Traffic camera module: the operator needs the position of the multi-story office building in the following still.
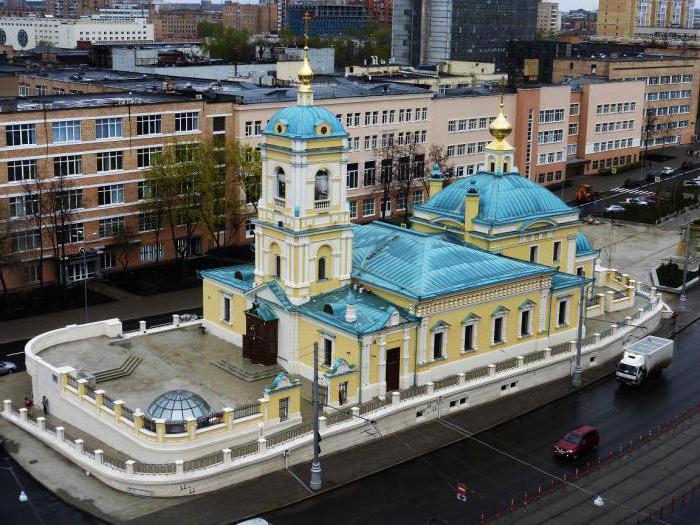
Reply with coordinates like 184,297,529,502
391,0,538,66
597,0,696,38
222,2,277,34
0,16,154,50
537,1,562,34
553,54,700,149
45,0,108,18
0,65,655,290
151,10,207,42
284,0,367,37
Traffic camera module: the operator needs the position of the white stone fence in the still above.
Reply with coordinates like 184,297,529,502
2,289,664,497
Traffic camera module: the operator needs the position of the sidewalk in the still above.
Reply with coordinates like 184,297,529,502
0,286,201,343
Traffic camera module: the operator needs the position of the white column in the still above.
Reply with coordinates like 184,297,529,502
566,237,576,274
401,327,411,388
418,317,429,365
125,460,135,475
539,290,549,333
378,335,387,397
222,448,232,462
361,335,371,398
94,449,104,464
175,460,184,475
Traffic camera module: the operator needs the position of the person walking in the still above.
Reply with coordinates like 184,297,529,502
41,395,49,415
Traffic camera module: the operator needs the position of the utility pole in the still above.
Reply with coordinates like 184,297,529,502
572,270,586,387
678,221,691,312
310,341,322,490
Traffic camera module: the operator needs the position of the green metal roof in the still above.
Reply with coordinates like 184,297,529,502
298,285,418,335
576,232,598,257
415,172,576,226
352,222,554,301
198,265,255,292
551,272,588,290
263,105,346,140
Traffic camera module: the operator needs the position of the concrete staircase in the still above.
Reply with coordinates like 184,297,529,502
212,359,282,383
94,355,143,383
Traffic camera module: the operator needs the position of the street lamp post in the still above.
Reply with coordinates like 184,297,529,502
678,221,691,312
310,341,322,490
79,247,88,324
572,270,587,387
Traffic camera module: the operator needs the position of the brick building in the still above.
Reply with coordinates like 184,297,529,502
222,2,277,34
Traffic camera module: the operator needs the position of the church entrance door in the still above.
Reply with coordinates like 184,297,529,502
386,348,400,392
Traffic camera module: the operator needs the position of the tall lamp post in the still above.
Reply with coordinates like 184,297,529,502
678,221,691,312
572,270,587,387
79,247,88,323
310,341,322,490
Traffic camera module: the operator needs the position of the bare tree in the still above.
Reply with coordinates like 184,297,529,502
372,141,402,221
114,225,135,271
0,207,18,298
42,174,77,286
22,172,49,289
395,141,426,222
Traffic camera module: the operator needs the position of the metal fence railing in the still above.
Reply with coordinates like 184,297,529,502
142,417,156,433
133,462,176,475
67,375,78,389
85,385,95,399
183,451,224,472
145,316,175,330
102,454,126,471
121,406,134,422
434,375,460,391
359,397,390,415
581,335,598,347
599,327,614,339
102,395,115,411
196,411,224,429
399,384,427,401
266,422,314,449
524,349,547,365
325,409,353,426
463,366,490,382
551,342,573,356
165,421,186,434
495,357,518,373
231,440,259,459
233,401,260,420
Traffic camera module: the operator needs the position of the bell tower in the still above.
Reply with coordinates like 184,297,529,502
484,78,515,175
253,30,353,305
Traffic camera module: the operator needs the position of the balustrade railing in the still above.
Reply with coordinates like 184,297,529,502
325,409,353,426
495,357,518,373
463,366,490,382
133,462,176,475
359,397,390,415
266,422,314,448
550,342,573,356
121,406,134,423
233,401,260,420
523,350,547,365
434,375,460,391
399,384,427,401
184,451,224,472
231,440,259,459
197,411,224,429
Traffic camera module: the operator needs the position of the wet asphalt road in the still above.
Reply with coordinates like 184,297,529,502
264,322,700,525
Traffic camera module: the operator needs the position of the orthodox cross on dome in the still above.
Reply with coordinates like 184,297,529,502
297,10,314,105
488,76,513,146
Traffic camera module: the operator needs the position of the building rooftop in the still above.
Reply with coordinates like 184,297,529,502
0,92,193,113
563,53,696,62
8,67,431,105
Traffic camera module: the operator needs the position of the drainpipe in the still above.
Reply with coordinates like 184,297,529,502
413,320,419,387
546,286,553,338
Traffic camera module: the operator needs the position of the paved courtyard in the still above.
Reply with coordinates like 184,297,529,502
40,327,280,414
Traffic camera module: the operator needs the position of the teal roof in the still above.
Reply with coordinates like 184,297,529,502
576,232,598,256
298,285,418,335
551,272,588,291
198,265,255,292
352,222,554,301
416,172,576,226
247,302,278,322
263,105,346,140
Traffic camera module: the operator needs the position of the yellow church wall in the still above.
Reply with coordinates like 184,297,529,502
367,330,415,387
417,284,548,371
549,287,582,337
295,318,361,373
265,385,302,421
324,372,360,405
202,280,247,336
305,138,345,151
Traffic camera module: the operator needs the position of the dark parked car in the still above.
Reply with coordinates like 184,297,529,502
646,171,662,182
553,425,600,459
623,178,644,189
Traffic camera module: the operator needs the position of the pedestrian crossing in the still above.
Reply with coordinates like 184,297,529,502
610,187,655,196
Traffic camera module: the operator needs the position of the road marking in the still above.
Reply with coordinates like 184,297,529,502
5,352,25,357
610,187,654,196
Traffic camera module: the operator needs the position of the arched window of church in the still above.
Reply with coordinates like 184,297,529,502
318,257,327,281
276,168,286,199
274,255,281,278
488,156,496,173
314,170,329,202
503,158,510,172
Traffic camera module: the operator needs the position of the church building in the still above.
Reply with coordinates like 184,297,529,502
200,47,598,410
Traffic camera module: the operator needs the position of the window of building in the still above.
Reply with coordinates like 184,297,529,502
568,123,579,136
349,200,357,219
539,109,565,123
492,315,505,344
529,245,538,263
432,331,444,360
98,184,124,206
175,112,199,132
98,216,125,238
6,123,36,146
274,255,281,278
463,322,476,352
279,396,290,420
552,241,562,262
346,163,358,189
397,192,407,211
58,223,84,244
11,229,41,252
136,114,161,136
9,194,39,218
314,170,329,202
24,264,41,284
140,243,163,262
101,252,115,270
137,146,162,168
221,294,231,323
363,199,375,217
52,120,81,143
212,116,226,132
8,159,37,182
323,337,333,366
96,151,123,172
570,103,580,116
557,298,569,326
276,168,286,200
519,305,533,337
338,382,348,406
53,155,82,177
318,257,327,281
55,189,83,211
245,219,255,239
363,161,376,186
413,190,423,206
95,117,123,139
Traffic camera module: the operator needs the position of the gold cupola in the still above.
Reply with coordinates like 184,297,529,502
297,13,314,106
486,77,514,152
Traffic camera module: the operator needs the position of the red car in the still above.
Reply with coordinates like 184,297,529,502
553,425,600,459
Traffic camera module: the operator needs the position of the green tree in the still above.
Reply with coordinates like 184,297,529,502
203,27,254,63
197,21,220,38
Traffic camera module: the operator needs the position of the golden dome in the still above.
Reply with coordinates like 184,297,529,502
489,106,512,141
298,46,314,90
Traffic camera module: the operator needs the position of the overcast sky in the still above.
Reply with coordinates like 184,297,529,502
559,0,597,10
